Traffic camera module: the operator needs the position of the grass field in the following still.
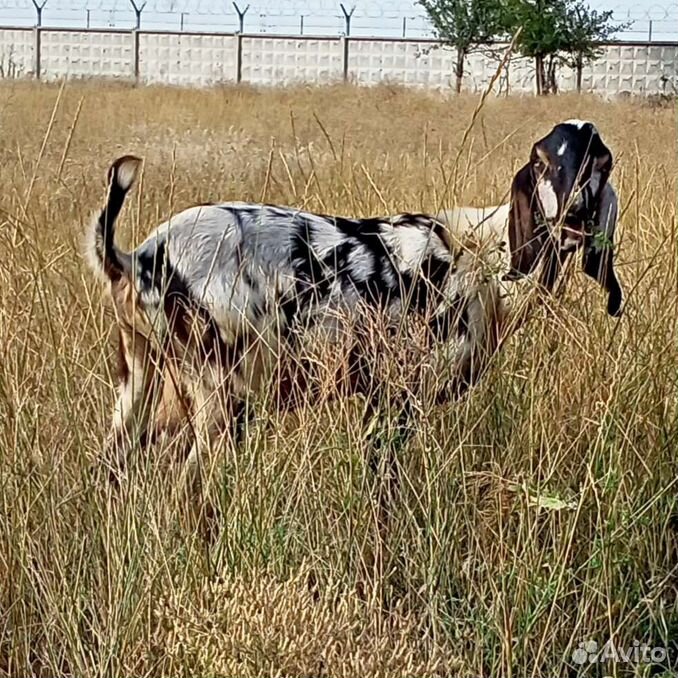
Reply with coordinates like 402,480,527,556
0,80,676,677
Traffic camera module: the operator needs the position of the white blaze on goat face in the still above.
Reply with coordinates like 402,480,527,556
557,141,568,156
536,178,559,219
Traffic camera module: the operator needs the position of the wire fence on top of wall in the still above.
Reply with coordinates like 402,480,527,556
0,0,677,41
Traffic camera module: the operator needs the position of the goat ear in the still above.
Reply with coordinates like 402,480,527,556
591,134,613,183
583,182,623,317
506,163,542,278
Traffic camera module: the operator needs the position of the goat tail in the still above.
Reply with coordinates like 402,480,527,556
87,155,142,282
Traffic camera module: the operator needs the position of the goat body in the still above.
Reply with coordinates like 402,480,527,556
89,158,506,479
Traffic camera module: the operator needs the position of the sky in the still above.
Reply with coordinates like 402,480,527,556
0,0,676,41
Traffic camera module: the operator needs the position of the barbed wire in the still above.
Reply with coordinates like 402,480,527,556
1,0,675,16
0,0,676,40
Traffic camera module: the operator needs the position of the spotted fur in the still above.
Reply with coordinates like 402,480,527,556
88,159,505,485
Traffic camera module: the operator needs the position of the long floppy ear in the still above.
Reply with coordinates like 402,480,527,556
505,163,545,279
589,131,613,192
583,181,623,317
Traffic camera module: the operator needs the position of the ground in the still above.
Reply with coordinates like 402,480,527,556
0,80,676,677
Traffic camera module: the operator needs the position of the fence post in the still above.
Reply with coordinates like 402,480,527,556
234,31,243,83
132,29,140,82
129,0,146,29
648,20,653,42
31,0,46,27
339,3,355,36
33,26,41,79
233,2,249,33
340,35,349,81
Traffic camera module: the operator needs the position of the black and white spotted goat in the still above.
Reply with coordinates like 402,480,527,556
87,119,622,481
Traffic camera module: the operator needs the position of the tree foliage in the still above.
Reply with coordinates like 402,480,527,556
561,1,624,89
501,0,569,94
418,0,505,92
562,1,619,64
420,0,623,94
502,0,623,93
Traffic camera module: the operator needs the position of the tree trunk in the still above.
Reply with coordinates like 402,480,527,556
503,57,511,96
547,55,558,94
576,54,583,92
535,55,544,95
455,45,465,94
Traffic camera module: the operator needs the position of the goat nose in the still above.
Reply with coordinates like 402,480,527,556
561,225,584,251
561,237,580,252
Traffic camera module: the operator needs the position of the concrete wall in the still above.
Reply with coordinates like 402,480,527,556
241,36,344,85
138,31,238,85
39,29,134,79
1,25,676,96
0,26,33,77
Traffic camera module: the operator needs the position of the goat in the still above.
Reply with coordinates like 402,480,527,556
86,119,621,484
439,119,622,317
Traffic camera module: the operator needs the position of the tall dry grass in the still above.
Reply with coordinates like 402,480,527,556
0,80,676,677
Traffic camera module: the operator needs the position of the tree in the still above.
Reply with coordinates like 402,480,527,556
561,1,622,91
501,0,623,95
418,0,505,93
501,0,568,95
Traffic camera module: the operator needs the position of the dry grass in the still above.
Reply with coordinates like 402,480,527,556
0,80,676,677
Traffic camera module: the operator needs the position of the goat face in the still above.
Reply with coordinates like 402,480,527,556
507,120,622,316
532,120,612,241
